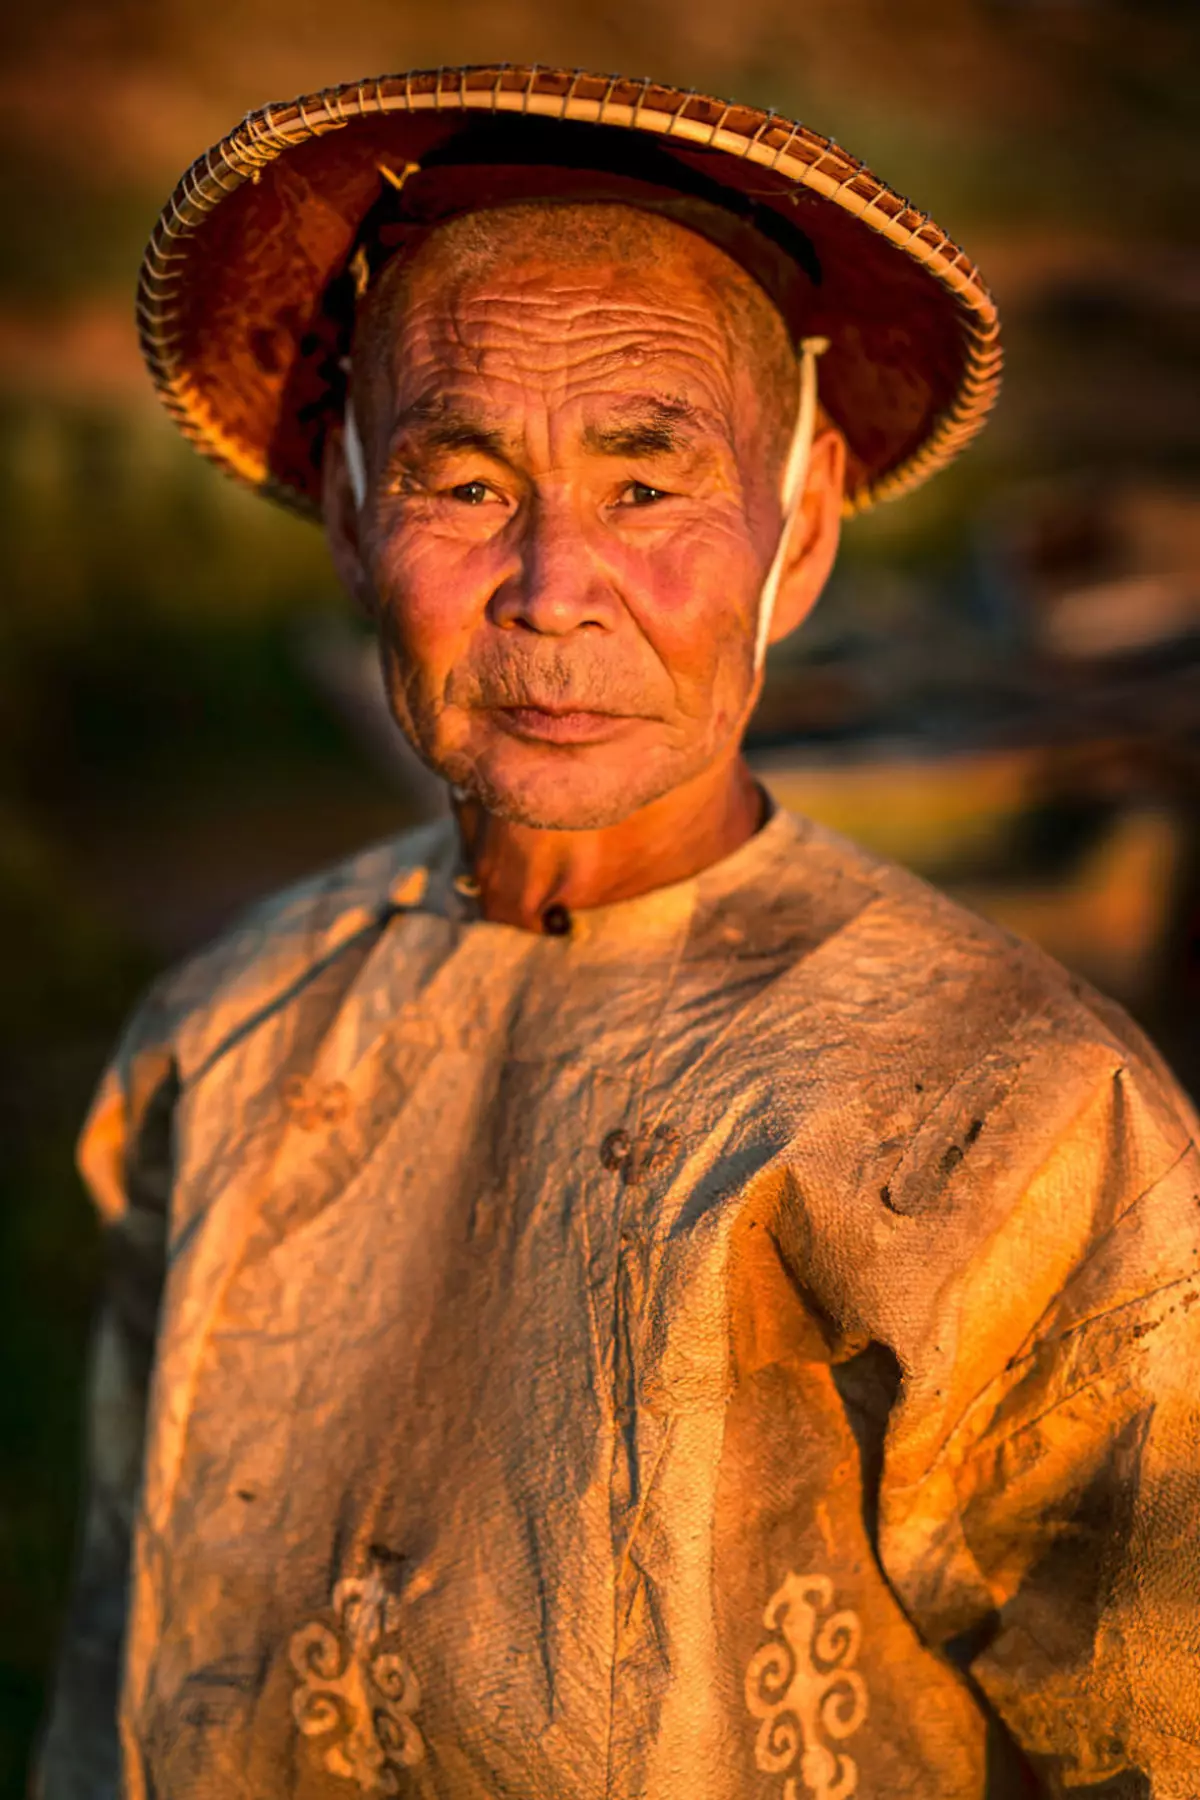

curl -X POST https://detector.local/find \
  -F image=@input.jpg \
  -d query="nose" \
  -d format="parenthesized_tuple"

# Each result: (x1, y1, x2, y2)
(489, 493, 618, 636)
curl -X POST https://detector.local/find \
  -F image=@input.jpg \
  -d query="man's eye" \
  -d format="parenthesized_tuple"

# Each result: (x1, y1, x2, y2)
(447, 480, 493, 505)
(620, 481, 670, 508)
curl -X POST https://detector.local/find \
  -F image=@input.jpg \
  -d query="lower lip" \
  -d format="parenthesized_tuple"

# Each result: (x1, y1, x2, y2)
(495, 708, 635, 745)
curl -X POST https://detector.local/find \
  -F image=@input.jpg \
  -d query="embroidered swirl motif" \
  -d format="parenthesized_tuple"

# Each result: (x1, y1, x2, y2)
(745, 1572, 868, 1800)
(289, 1573, 424, 1792)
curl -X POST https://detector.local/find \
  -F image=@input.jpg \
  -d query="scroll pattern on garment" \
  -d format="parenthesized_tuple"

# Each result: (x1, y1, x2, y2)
(290, 1573, 425, 1792)
(745, 1571, 868, 1800)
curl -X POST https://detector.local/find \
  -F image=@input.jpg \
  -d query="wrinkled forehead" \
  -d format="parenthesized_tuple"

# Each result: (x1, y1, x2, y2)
(353, 201, 793, 426)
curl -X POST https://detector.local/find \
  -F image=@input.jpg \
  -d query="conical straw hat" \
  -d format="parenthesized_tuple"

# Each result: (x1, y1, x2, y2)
(137, 64, 1002, 519)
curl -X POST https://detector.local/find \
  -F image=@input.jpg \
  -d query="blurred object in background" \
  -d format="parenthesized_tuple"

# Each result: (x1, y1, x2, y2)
(293, 616, 449, 819)
(1015, 479, 1200, 661)
(2, 0, 1198, 1787)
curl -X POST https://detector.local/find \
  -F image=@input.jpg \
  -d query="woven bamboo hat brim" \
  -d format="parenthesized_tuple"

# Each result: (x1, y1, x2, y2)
(138, 65, 1002, 519)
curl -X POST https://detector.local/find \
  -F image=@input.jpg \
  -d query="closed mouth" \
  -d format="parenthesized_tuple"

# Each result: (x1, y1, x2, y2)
(491, 704, 637, 744)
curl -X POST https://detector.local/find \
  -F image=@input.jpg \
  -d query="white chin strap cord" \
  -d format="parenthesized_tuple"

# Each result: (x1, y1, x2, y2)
(342, 332, 827, 676)
(343, 392, 369, 511)
(753, 334, 829, 674)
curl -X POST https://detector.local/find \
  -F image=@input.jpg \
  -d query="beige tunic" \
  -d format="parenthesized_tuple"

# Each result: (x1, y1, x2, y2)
(38, 809, 1200, 1798)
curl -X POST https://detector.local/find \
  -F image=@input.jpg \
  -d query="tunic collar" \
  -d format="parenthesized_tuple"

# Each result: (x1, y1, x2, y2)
(391, 801, 804, 962)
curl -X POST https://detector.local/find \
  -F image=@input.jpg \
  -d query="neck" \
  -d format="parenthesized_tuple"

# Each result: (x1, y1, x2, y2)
(453, 750, 765, 930)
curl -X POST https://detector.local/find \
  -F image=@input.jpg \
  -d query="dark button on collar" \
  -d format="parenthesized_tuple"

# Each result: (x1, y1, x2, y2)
(541, 902, 571, 936)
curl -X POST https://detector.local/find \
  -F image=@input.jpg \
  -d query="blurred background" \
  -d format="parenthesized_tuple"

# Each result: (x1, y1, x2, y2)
(1, 0, 1198, 1785)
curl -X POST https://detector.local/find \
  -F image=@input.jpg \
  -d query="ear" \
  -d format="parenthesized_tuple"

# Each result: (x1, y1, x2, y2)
(321, 422, 377, 619)
(766, 426, 845, 646)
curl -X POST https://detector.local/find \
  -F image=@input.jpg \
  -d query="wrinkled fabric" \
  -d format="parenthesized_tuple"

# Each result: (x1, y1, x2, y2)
(38, 808, 1200, 1799)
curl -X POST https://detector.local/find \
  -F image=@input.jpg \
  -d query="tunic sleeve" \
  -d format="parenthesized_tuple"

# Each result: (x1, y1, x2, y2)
(965, 1144, 1200, 1795)
(34, 1003, 176, 1800)
(886, 1059, 1200, 1796)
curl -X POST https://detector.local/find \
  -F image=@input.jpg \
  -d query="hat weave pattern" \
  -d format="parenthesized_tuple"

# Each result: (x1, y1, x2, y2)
(138, 65, 1003, 517)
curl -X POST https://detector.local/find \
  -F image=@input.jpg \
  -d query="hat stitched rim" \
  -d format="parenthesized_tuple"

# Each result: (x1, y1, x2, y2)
(138, 64, 1003, 519)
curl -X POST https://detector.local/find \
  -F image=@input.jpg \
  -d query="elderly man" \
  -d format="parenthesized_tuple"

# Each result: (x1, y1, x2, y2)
(39, 66, 1200, 1800)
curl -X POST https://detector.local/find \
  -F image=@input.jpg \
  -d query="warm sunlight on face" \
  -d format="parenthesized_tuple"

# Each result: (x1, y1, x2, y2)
(328, 205, 835, 830)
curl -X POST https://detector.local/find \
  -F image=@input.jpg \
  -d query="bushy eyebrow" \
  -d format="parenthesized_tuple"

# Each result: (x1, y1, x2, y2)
(583, 399, 704, 459)
(386, 393, 720, 468)
(388, 397, 510, 463)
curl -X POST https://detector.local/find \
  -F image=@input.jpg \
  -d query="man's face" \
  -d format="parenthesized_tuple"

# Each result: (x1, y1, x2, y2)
(330, 208, 825, 830)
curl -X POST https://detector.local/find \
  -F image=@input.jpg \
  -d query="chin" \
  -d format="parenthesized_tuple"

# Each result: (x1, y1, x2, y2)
(470, 776, 646, 832)
(488, 794, 633, 831)
(439, 740, 678, 831)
